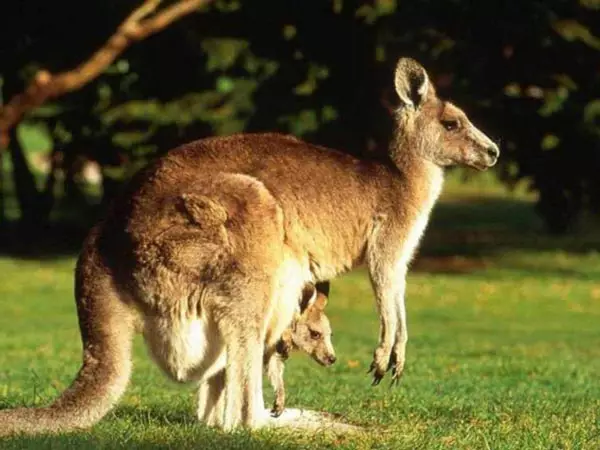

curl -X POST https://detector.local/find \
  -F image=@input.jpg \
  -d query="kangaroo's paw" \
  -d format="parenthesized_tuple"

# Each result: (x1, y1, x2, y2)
(368, 345, 392, 386)
(271, 392, 285, 418)
(271, 402, 284, 418)
(389, 348, 405, 386)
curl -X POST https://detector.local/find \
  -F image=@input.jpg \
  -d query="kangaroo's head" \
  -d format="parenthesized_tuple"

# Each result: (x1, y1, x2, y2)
(291, 285, 336, 367)
(391, 57, 499, 171)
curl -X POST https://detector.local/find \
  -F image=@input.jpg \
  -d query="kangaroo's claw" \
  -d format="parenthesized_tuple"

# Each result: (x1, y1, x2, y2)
(370, 346, 393, 385)
(390, 369, 403, 386)
(271, 406, 284, 418)
(367, 363, 375, 374)
(389, 347, 405, 386)
(369, 361, 385, 385)
(371, 373, 384, 386)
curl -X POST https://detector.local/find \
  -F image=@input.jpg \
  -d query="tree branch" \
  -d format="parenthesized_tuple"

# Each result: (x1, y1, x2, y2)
(0, 0, 211, 147)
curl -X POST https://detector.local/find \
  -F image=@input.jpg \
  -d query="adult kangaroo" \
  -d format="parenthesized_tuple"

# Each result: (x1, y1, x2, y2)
(0, 57, 499, 435)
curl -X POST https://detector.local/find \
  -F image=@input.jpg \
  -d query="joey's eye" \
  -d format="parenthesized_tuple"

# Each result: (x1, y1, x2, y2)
(310, 329, 322, 340)
(441, 119, 459, 131)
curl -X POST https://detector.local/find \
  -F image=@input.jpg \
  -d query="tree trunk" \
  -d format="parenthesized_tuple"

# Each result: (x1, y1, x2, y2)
(8, 128, 52, 230)
(0, 149, 5, 228)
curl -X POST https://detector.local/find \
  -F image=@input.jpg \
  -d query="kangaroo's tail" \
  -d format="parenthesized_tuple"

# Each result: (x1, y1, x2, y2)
(0, 231, 135, 436)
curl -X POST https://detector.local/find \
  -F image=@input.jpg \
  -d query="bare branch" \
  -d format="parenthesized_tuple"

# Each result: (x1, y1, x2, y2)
(0, 0, 211, 148)
(126, 0, 162, 24)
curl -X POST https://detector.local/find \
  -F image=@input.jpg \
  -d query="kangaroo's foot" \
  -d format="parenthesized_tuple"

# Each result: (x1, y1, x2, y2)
(368, 344, 392, 386)
(271, 395, 285, 418)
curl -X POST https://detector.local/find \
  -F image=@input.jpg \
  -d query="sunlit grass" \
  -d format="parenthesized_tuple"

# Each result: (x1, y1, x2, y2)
(0, 246, 599, 449)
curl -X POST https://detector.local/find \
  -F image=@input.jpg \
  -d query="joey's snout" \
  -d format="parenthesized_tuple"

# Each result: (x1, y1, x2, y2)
(312, 344, 337, 367)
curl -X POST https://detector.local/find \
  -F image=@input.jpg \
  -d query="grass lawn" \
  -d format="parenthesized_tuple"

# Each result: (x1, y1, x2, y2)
(0, 175, 599, 449)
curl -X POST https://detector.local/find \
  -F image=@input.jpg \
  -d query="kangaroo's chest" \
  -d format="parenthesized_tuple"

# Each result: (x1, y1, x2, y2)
(280, 206, 373, 282)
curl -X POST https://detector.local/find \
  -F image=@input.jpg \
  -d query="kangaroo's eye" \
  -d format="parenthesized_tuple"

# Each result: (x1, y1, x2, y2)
(310, 329, 322, 340)
(441, 119, 459, 131)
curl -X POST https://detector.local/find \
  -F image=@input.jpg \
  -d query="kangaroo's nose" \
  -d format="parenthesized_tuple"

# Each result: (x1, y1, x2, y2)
(327, 355, 337, 365)
(487, 144, 500, 159)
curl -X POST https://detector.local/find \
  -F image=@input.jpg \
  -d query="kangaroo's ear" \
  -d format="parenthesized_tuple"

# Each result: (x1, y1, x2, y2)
(394, 57, 431, 109)
(299, 284, 317, 313)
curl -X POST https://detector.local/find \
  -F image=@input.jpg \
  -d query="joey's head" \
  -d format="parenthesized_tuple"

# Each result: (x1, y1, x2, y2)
(391, 57, 499, 171)
(291, 285, 336, 367)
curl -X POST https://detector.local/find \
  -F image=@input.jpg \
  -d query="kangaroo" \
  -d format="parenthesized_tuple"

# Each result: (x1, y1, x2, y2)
(266, 282, 335, 418)
(0, 57, 499, 435)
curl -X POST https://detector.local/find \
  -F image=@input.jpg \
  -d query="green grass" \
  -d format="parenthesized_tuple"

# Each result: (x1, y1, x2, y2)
(1, 181, 600, 449)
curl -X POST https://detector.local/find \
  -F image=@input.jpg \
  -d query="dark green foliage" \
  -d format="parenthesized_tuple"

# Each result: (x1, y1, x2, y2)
(0, 0, 599, 235)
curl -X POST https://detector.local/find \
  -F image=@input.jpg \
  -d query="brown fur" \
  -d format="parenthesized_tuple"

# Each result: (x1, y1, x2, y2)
(0, 57, 498, 434)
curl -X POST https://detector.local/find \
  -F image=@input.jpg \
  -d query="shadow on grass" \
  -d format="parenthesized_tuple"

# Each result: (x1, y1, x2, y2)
(0, 431, 306, 450)
(0, 405, 311, 450)
(411, 253, 600, 280)
(420, 196, 600, 257)
(0, 403, 357, 449)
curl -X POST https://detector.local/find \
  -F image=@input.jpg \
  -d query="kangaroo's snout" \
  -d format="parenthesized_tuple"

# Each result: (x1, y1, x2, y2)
(487, 144, 499, 160)
(485, 143, 500, 167)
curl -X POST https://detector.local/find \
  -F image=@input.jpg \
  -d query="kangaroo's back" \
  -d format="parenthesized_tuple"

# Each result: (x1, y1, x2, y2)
(103, 132, 391, 281)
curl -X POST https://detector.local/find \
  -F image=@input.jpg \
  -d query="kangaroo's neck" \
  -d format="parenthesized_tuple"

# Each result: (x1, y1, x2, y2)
(389, 115, 445, 209)
(385, 143, 445, 269)
(397, 154, 444, 213)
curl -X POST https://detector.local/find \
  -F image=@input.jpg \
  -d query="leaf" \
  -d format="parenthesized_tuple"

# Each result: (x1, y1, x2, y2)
(552, 19, 600, 50)
(552, 74, 578, 91)
(538, 86, 569, 117)
(541, 134, 560, 151)
(583, 99, 600, 135)
(16, 121, 53, 153)
(202, 38, 248, 72)
(580, 0, 600, 10)
(216, 76, 235, 94)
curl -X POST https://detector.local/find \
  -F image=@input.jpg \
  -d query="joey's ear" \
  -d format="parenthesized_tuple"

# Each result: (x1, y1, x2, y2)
(314, 292, 328, 310)
(394, 57, 431, 109)
(315, 281, 330, 297)
(299, 284, 317, 313)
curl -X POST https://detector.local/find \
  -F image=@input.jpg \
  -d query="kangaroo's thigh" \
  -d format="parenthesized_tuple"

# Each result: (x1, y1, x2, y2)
(214, 277, 279, 430)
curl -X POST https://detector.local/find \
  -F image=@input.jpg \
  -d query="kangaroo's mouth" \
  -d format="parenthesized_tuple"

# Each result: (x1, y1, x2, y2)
(470, 149, 499, 171)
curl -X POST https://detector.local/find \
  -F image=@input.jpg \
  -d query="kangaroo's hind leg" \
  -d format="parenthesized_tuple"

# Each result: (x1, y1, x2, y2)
(208, 280, 277, 431)
(221, 327, 265, 430)
(197, 368, 226, 426)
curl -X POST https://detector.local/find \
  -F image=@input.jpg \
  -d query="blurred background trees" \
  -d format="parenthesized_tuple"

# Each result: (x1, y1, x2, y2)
(1, 0, 599, 248)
